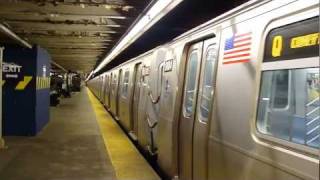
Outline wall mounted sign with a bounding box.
[3,62,22,79]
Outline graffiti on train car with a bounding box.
[164,59,173,72]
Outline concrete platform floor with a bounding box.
[0,89,118,180]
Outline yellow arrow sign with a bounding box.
[15,76,32,90]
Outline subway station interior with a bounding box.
[0,0,319,180]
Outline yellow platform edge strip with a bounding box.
[87,88,160,180]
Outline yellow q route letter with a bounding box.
[272,35,283,57]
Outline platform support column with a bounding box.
[0,47,4,149]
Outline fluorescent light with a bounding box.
[85,71,94,81]
[104,16,127,20]
[91,0,183,76]
[98,24,122,28]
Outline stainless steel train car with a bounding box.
[87,0,319,179]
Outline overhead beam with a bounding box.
[46,46,109,50]
[29,40,113,45]
[14,0,148,7]
[0,23,32,48]
[39,42,108,46]
[54,60,97,64]
[50,51,103,55]
[0,14,131,23]
[49,50,103,55]
[43,46,109,49]
[26,36,114,42]
[55,64,96,67]
[49,48,105,51]
[18,33,116,38]
[1,16,127,27]
[0,14,132,25]
[0,2,134,17]
[51,53,103,57]
[58,63,93,65]
[0,0,152,73]
[51,61,67,72]
[54,60,96,64]
[54,63,95,68]
[9,23,122,32]
[13,29,119,34]
[6,21,123,29]
[52,54,100,58]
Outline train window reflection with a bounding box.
[257,68,319,149]
[199,47,217,121]
[184,51,199,116]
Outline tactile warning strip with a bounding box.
[87,88,161,180]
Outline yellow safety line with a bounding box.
[87,88,160,180]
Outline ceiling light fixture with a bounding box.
[104,5,112,9]
[90,0,183,78]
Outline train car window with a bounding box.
[122,71,130,98]
[257,17,319,149]
[184,51,199,116]
[272,71,289,109]
[199,47,218,121]
[257,68,319,148]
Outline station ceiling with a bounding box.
[0,0,151,72]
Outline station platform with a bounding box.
[0,88,160,180]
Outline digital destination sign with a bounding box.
[264,16,319,62]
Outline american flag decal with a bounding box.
[223,32,252,64]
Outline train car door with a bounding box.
[101,75,106,104]
[131,63,142,138]
[116,69,123,119]
[179,37,218,180]
[110,72,118,116]
[179,41,203,180]
[109,73,113,110]
[193,38,218,180]
[107,74,112,108]
[104,74,109,106]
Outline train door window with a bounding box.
[183,51,199,116]
[199,46,218,121]
[122,70,130,98]
[112,74,117,94]
[106,75,109,91]
[257,17,319,149]
[272,70,289,109]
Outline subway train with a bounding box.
[87,0,319,180]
